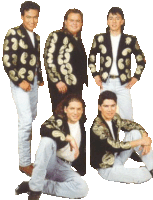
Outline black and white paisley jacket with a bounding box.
[88,32,145,85]
[40,115,86,176]
[44,30,88,90]
[90,113,146,169]
[3,24,43,86]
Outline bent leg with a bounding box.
[43,158,88,198]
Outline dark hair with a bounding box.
[20,1,40,16]
[98,91,117,106]
[106,7,125,33]
[55,94,86,122]
[61,8,83,38]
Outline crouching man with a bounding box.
[90,90,153,183]
[16,94,88,199]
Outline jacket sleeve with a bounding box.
[132,36,146,80]
[3,28,23,85]
[40,116,69,150]
[88,34,101,78]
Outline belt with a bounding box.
[60,158,72,165]
[109,75,119,79]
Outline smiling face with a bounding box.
[21,9,39,32]
[107,12,124,35]
[99,99,117,121]
[64,101,83,124]
[64,12,83,36]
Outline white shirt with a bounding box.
[57,121,81,162]
[26,30,35,47]
[109,34,121,76]
[106,120,116,140]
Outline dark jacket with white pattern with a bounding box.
[44,30,88,91]
[90,113,146,169]
[3,24,43,86]
[40,115,86,176]
[88,32,145,85]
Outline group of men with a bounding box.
[3,1,153,200]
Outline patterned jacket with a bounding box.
[90,113,146,169]
[3,24,43,86]
[44,30,88,90]
[88,32,145,85]
[40,115,86,176]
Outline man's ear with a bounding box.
[98,105,102,112]
[64,106,67,113]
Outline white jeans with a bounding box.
[10,76,38,167]
[98,130,153,183]
[29,137,88,199]
[101,78,133,120]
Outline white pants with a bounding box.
[101,78,133,120]
[98,130,153,183]
[10,76,38,167]
[29,137,88,198]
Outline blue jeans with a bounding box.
[29,137,88,198]
[98,130,153,183]
[101,78,133,120]
[10,76,38,167]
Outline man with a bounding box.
[3,1,43,176]
[88,7,145,120]
[90,90,153,183]
[15,94,88,200]
[44,8,88,113]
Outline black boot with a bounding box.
[28,191,41,200]
[15,181,29,195]
[130,151,142,162]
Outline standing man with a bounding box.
[44,8,88,113]
[90,91,153,183]
[3,1,43,176]
[88,7,145,120]
[15,94,88,200]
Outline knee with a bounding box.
[125,130,142,142]
[40,137,56,150]
[74,177,89,198]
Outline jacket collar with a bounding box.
[19,24,38,50]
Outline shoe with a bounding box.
[150,169,153,177]
[130,151,142,162]
[15,181,29,195]
[28,191,41,200]
[19,164,33,176]
[15,182,41,199]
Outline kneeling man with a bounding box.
[90,90,153,183]
[16,94,88,199]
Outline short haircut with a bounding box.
[106,7,125,32]
[55,94,86,122]
[107,7,124,20]
[98,91,117,105]
[20,1,40,16]
[64,8,83,22]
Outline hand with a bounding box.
[56,81,68,94]
[39,81,44,86]
[141,136,152,146]
[139,145,151,155]
[94,75,103,89]
[19,80,31,92]
[126,77,138,89]
[65,135,79,159]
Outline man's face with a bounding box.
[21,9,39,32]
[64,101,83,124]
[98,99,117,121]
[107,13,124,34]
[64,13,83,36]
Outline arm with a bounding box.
[44,32,67,93]
[40,116,69,149]
[126,37,145,89]
[88,35,102,88]
[65,135,79,159]
[3,28,22,85]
